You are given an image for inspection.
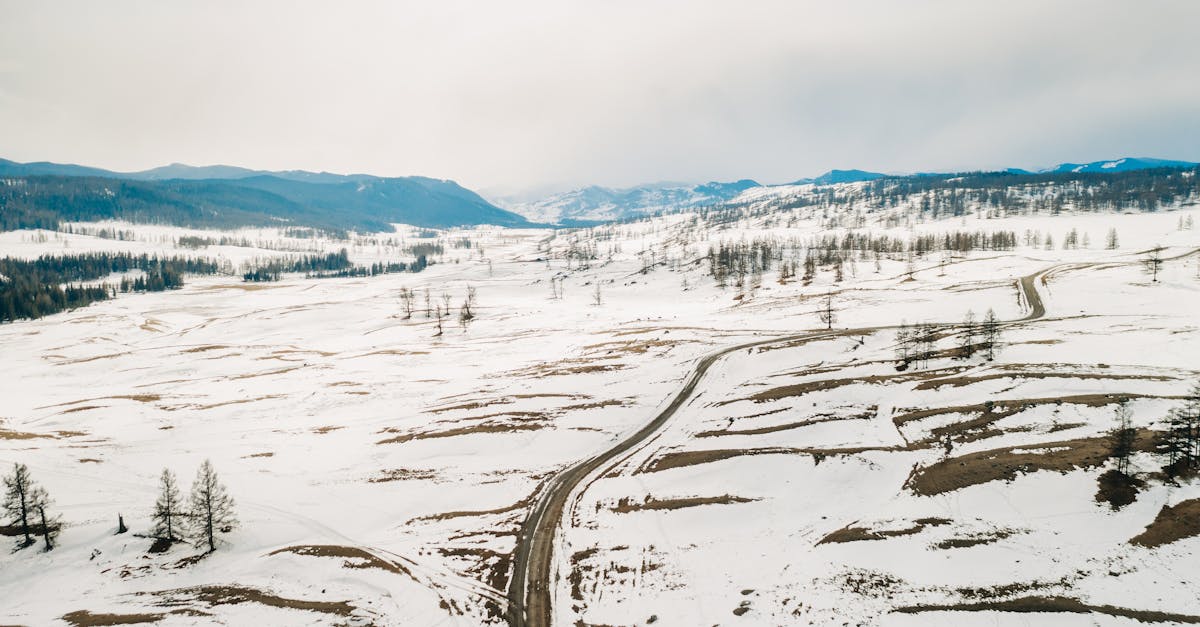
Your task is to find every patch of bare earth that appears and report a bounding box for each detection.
[818,517,951,545]
[369,468,438,482]
[907,429,1159,496]
[149,584,360,618]
[60,610,167,626]
[695,407,875,438]
[268,545,413,577]
[1129,499,1200,548]
[611,494,756,513]
[933,529,1016,549]
[377,422,542,444]
[893,596,1200,623]
[913,370,1175,391]
[643,447,799,473]
[720,367,972,405]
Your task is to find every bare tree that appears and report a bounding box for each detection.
[152,468,185,544]
[398,288,415,320]
[817,292,836,330]
[958,309,977,359]
[592,280,602,306]
[458,286,477,329]
[1143,245,1165,282]
[188,460,237,552]
[915,322,936,369]
[894,321,913,369]
[423,289,432,318]
[433,305,444,337]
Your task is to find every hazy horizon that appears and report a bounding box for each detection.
[2,1,1199,194]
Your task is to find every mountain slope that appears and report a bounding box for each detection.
[499,180,761,224]
[0,159,532,232]
[1045,157,1198,174]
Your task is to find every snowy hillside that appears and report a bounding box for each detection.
[495,180,760,224]
[2,182,1200,625]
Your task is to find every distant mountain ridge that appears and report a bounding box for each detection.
[0,158,532,232]
[2,156,1195,230]
[499,157,1197,224]
[1041,157,1198,175]
[494,179,760,224]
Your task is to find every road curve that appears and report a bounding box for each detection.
[506,265,1053,627]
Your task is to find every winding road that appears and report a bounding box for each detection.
[505,263,1057,626]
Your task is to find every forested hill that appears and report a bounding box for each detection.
[0,162,533,233]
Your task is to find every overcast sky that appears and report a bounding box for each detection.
[2,1,1198,194]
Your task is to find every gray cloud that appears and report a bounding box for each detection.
[1,0,1198,192]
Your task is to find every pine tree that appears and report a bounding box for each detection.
[958,310,977,358]
[188,460,237,552]
[152,468,185,543]
[817,293,836,330]
[981,308,1001,361]
[915,322,936,368]
[1110,402,1137,476]
[894,321,913,369]
[30,485,59,551]
[1162,382,1200,476]
[2,462,37,549]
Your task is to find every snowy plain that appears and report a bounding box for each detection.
[1,197,1199,626]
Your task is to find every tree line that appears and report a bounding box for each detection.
[2,460,237,554]
[0,252,222,322]
[241,249,429,282]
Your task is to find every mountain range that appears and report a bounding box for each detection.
[0,159,532,231]
[496,158,1198,223]
[1,156,1195,231]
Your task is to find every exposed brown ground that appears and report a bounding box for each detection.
[60,610,165,626]
[719,367,971,405]
[368,468,438,482]
[1129,499,1200,548]
[934,529,1016,549]
[0,428,86,440]
[150,584,358,617]
[268,544,412,576]
[908,429,1159,496]
[818,517,951,545]
[894,596,1200,623]
[914,371,1175,391]
[416,488,539,523]
[377,422,543,445]
[611,494,756,513]
[643,447,801,473]
[695,408,875,438]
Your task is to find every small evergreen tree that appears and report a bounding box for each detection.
[981,308,1001,360]
[894,321,913,369]
[1162,382,1200,476]
[152,468,185,543]
[958,309,977,358]
[188,460,237,552]
[2,462,37,549]
[30,485,59,551]
[1110,402,1137,476]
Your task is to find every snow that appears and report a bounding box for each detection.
[2,201,1199,625]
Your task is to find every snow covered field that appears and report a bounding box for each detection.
[2,200,1200,625]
